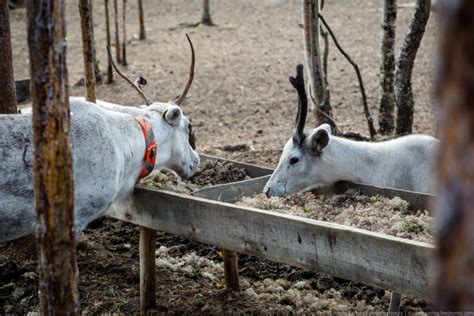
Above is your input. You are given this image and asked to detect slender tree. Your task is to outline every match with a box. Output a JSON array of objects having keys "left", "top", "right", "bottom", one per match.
[
  {"left": 113, "top": 0, "right": 121, "bottom": 63},
  {"left": 201, "top": 0, "right": 214, "bottom": 26},
  {"left": 435, "top": 0, "right": 474, "bottom": 310},
  {"left": 378, "top": 0, "right": 397, "bottom": 135},
  {"left": 79, "top": 0, "right": 96, "bottom": 102},
  {"left": 395, "top": 0, "right": 431, "bottom": 135},
  {"left": 138, "top": 0, "right": 145, "bottom": 39},
  {"left": 122, "top": 0, "right": 127, "bottom": 66},
  {"left": 302, "top": 0, "right": 333, "bottom": 128},
  {"left": 26, "top": 0, "right": 79, "bottom": 314},
  {"left": 89, "top": 0, "right": 103, "bottom": 84},
  {"left": 0, "top": 0, "right": 18, "bottom": 114},
  {"left": 105, "top": 0, "right": 113, "bottom": 83}
]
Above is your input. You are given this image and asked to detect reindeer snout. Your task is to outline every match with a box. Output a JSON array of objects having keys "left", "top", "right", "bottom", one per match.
[{"left": 264, "top": 186, "right": 271, "bottom": 198}]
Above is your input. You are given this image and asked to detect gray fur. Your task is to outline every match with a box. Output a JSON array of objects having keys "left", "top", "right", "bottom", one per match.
[
  {"left": 264, "top": 123, "right": 438, "bottom": 197},
  {"left": 0, "top": 98, "right": 199, "bottom": 242}
]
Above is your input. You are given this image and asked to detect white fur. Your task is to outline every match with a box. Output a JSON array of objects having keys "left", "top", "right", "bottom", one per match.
[
  {"left": 0, "top": 97, "right": 199, "bottom": 242},
  {"left": 264, "top": 124, "right": 438, "bottom": 197}
]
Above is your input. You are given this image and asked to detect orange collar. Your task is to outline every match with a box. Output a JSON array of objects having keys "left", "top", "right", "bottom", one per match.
[{"left": 136, "top": 116, "right": 157, "bottom": 179}]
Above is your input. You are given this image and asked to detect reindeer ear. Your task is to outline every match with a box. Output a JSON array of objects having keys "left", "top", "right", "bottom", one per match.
[
  {"left": 309, "top": 129, "right": 330, "bottom": 154},
  {"left": 163, "top": 107, "right": 182, "bottom": 126},
  {"left": 320, "top": 123, "right": 332, "bottom": 135}
]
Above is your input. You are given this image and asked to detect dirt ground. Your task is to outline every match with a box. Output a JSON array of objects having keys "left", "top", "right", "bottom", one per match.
[{"left": 3, "top": 0, "right": 438, "bottom": 313}]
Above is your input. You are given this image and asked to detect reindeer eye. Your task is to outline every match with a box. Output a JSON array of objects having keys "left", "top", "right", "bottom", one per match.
[{"left": 289, "top": 157, "right": 299, "bottom": 165}]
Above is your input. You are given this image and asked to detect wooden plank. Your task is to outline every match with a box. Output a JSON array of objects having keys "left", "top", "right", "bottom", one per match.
[
  {"left": 193, "top": 175, "right": 435, "bottom": 214},
  {"left": 199, "top": 154, "right": 273, "bottom": 178},
  {"left": 108, "top": 186, "right": 434, "bottom": 298},
  {"left": 192, "top": 175, "right": 271, "bottom": 203},
  {"left": 222, "top": 249, "right": 240, "bottom": 291},
  {"left": 140, "top": 227, "right": 156, "bottom": 315},
  {"left": 388, "top": 292, "right": 402, "bottom": 313}
]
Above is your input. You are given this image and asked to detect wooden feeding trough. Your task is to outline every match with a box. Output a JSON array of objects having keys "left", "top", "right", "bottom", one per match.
[{"left": 107, "top": 154, "right": 436, "bottom": 314}]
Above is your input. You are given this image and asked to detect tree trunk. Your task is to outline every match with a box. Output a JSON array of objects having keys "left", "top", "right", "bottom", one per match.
[
  {"left": 395, "top": 0, "right": 430, "bottom": 135},
  {"left": 201, "top": 0, "right": 214, "bottom": 26},
  {"left": 89, "top": 0, "right": 102, "bottom": 85},
  {"left": 113, "top": 0, "right": 122, "bottom": 63},
  {"left": 302, "top": 0, "right": 333, "bottom": 128},
  {"left": 378, "top": 0, "right": 397, "bottom": 135},
  {"left": 105, "top": 0, "right": 113, "bottom": 83},
  {"left": 435, "top": 0, "right": 474, "bottom": 310},
  {"left": 79, "top": 0, "right": 96, "bottom": 102},
  {"left": 122, "top": 0, "right": 127, "bottom": 66},
  {"left": 26, "top": 0, "right": 79, "bottom": 314},
  {"left": 138, "top": 0, "right": 145, "bottom": 39},
  {"left": 0, "top": 0, "right": 17, "bottom": 114}
]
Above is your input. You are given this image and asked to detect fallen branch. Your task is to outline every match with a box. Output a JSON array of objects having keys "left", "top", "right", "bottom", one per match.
[{"left": 318, "top": 13, "right": 376, "bottom": 140}]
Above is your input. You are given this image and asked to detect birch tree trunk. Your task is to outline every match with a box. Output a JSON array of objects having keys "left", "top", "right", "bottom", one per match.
[
  {"left": 79, "top": 0, "right": 96, "bottom": 102},
  {"left": 138, "top": 0, "right": 145, "bottom": 39},
  {"left": 201, "top": 0, "right": 214, "bottom": 26},
  {"left": 301, "top": 0, "right": 333, "bottom": 128},
  {"left": 113, "top": 0, "right": 121, "bottom": 63},
  {"left": 378, "top": 0, "right": 397, "bottom": 135},
  {"left": 436, "top": 0, "right": 474, "bottom": 310},
  {"left": 395, "top": 0, "right": 431, "bottom": 135},
  {"left": 105, "top": 0, "right": 113, "bottom": 83},
  {"left": 0, "top": 0, "right": 17, "bottom": 114},
  {"left": 26, "top": 0, "right": 79, "bottom": 314},
  {"left": 122, "top": 0, "right": 127, "bottom": 66}
]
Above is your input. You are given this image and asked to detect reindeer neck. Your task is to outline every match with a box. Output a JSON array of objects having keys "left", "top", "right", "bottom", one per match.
[
  {"left": 92, "top": 105, "right": 147, "bottom": 200},
  {"left": 325, "top": 136, "right": 382, "bottom": 184}
]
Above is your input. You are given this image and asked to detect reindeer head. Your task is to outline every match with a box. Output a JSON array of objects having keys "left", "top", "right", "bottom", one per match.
[
  {"left": 264, "top": 65, "right": 333, "bottom": 197},
  {"left": 107, "top": 34, "right": 199, "bottom": 179}
]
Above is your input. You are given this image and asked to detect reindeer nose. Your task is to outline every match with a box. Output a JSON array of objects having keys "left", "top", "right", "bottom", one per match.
[{"left": 264, "top": 186, "right": 271, "bottom": 198}]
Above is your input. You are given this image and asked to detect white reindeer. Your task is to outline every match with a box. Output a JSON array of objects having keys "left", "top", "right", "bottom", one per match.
[
  {"left": 264, "top": 65, "right": 438, "bottom": 197},
  {"left": 0, "top": 36, "right": 199, "bottom": 242}
]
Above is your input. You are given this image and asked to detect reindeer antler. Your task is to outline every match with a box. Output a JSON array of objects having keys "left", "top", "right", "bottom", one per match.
[
  {"left": 289, "top": 64, "right": 308, "bottom": 144},
  {"left": 174, "top": 34, "right": 195, "bottom": 105},
  {"left": 106, "top": 45, "right": 152, "bottom": 106}
]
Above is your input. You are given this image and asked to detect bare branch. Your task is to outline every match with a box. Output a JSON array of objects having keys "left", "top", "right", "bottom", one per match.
[
  {"left": 106, "top": 45, "right": 151, "bottom": 105},
  {"left": 318, "top": 13, "right": 376, "bottom": 140}
]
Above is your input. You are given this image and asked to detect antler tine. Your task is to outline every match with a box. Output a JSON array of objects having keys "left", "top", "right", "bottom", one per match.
[
  {"left": 174, "top": 33, "right": 195, "bottom": 105},
  {"left": 106, "top": 45, "right": 152, "bottom": 106},
  {"left": 134, "top": 76, "right": 148, "bottom": 90},
  {"left": 289, "top": 64, "right": 308, "bottom": 144}
]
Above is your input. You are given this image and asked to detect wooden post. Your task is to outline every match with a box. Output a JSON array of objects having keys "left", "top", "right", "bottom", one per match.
[
  {"left": 138, "top": 0, "right": 146, "bottom": 40},
  {"left": 222, "top": 249, "right": 240, "bottom": 291},
  {"left": 113, "top": 0, "right": 122, "bottom": 63},
  {"left": 0, "top": 0, "right": 18, "bottom": 114},
  {"left": 105, "top": 0, "right": 114, "bottom": 83},
  {"left": 26, "top": 0, "right": 79, "bottom": 314},
  {"left": 122, "top": 0, "right": 127, "bottom": 66},
  {"left": 388, "top": 292, "right": 401, "bottom": 313},
  {"left": 79, "top": 0, "right": 96, "bottom": 102},
  {"left": 435, "top": 0, "right": 474, "bottom": 310},
  {"left": 140, "top": 227, "right": 156, "bottom": 315}
]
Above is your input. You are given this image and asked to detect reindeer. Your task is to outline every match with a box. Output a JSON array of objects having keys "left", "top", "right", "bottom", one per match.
[
  {"left": 264, "top": 64, "right": 438, "bottom": 197},
  {"left": 0, "top": 35, "right": 199, "bottom": 242}
]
